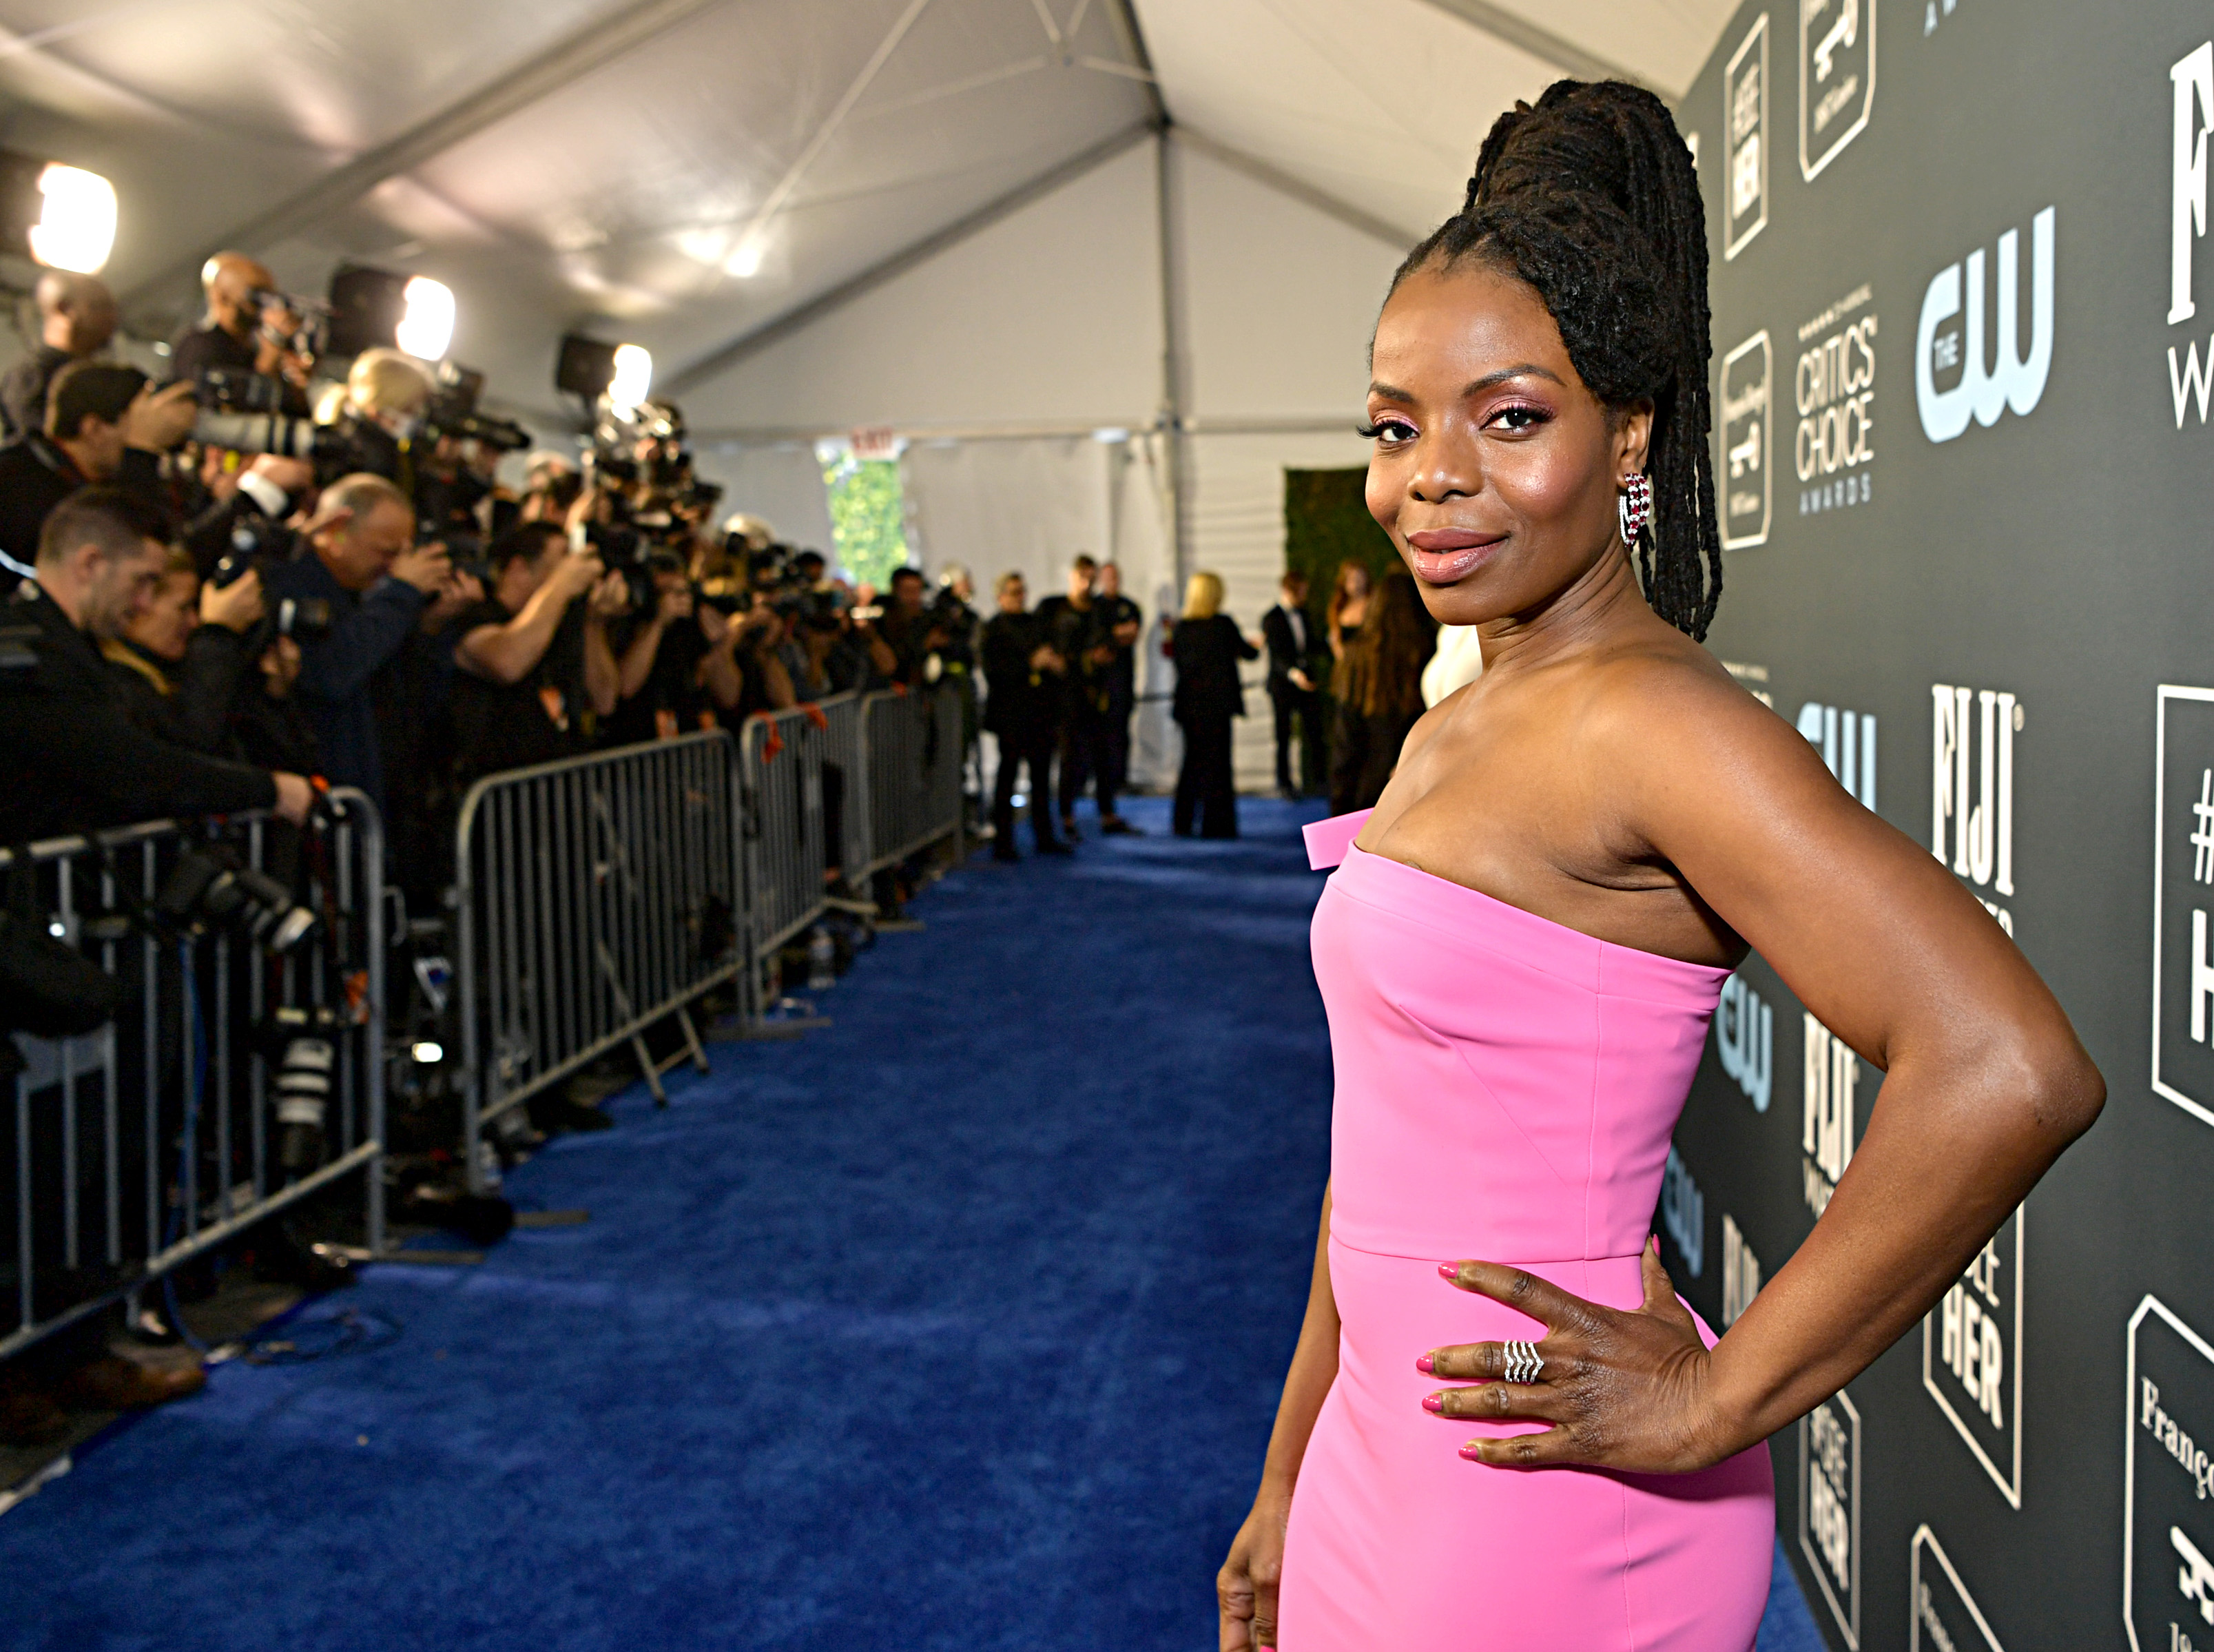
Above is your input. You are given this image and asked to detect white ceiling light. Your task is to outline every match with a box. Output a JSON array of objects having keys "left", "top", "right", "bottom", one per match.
[
  {"left": 723, "top": 234, "right": 767, "bottom": 280},
  {"left": 27, "top": 164, "right": 116, "bottom": 273},
  {"left": 395, "top": 276, "right": 456, "bottom": 360},
  {"left": 608, "top": 343, "right": 654, "bottom": 413}
]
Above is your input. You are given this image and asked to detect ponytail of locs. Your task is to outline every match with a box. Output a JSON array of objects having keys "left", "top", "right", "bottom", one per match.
[{"left": 1387, "top": 80, "right": 1723, "bottom": 641}]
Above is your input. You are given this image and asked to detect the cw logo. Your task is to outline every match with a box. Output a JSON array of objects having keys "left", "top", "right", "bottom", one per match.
[{"left": 1916, "top": 207, "right": 2056, "bottom": 444}]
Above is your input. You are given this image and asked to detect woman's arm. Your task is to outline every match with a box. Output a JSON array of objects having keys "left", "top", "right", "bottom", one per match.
[
  {"left": 1423, "top": 663, "right": 2102, "bottom": 1472},
  {"left": 1218, "top": 1184, "right": 1339, "bottom": 1651}
]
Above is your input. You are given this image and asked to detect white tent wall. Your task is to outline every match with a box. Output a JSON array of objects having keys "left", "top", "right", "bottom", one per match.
[
  {"left": 699, "top": 443, "right": 839, "bottom": 554},
  {"left": 685, "top": 127, "right": 1407, "bottom": 798}
]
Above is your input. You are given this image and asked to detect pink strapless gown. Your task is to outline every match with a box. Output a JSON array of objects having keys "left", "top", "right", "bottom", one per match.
[{"left": 1279, "top": 812, "right": 1773, "bottom": 1650}]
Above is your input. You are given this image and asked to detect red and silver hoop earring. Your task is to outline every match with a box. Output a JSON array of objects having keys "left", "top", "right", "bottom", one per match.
[{"left": 1617, "top": 473, "right": 1653, "bottom": 546}]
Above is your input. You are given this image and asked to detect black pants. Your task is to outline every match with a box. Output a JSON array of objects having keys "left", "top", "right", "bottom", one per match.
[
  {"left": 1173, "top": 714, "right": 1239, "bottom": 838},
  {"left": 1101, "top": 682, "right": 1134, "bottom": 803},
  {"left": 1270, "top": 688, "right": 1323, "bottom": 794},
  {"left": 1057, "top": 699, "right": 1117, "bottom": 822},
  {"left": 992, "top": 728, "right": 1062, "bottom": 849}
]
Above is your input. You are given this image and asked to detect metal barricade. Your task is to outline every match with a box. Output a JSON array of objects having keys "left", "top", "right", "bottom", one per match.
[
  {"left": 814, "top": 692, "right": 873, "bottom": 884},
  {"left": 454, "top": 733, "right": 738, "bottom": 1190},
  {"left": 3, "top": 794, "right": 386, "bottom": 1361},
  {"left": 861, "top": 685, "right": 966, "bottom": 874},
  {"left": 736, "top": 702, "right": 830, "bottom": 967}
]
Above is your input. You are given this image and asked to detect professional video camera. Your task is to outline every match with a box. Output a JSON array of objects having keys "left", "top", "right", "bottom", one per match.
[
  {"left": 420, "top": 363, "right": 530, "bottom": 454},
  {"left": 209, "top": 549, "right": 332, "bottom": 648}
]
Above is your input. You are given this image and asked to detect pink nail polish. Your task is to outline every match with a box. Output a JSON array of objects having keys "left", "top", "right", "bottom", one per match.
[
  {"left": 1422, "top": 1394, "right": 1444, "bottom": 1414},
  {"left": 1458, "top": 1444, "right": 1484, "bottom": 1462},
  {"left": 1438, "top": 1262, "right": 1459, "bottom": 1282},
  {"left": 1415, "top": 1352, "right": 1435, "bottom": 1374}
]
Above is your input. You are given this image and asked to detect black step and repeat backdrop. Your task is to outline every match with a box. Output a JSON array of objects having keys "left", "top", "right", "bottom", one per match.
[{"left": 1659, "top": 3, "right": 2214, "bottom": 1647}]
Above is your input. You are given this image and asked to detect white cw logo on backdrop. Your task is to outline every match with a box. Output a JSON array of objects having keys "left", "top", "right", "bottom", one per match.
[
  {"left": 1659, "top": 1146, "right": 1704, "bottom": 1278},
  {"left": 1715, "top": 971, "right": 1772, "bottom": 1111},
  {"left": 2124, "top": 1296, "right": 2214, "bottom": 1651},
  {"left": 1723, "top": 14, "right": 1769, "bottom": 260},
  {"left": 1916, "top": 208, "right": 2056, "bottom": 444},
  {"left": 1801, "top": 0, "right": 1875, "bottom": 180},
  {"left": 1910, "top": 1527, "right": 2006, "bottom": 1651},
  {"left": 1719, "top": 330, "right": 1773, "bottom": 548},
  {"left": 1801, "top": 1389, "right": 1862, "bottom": 1649}
]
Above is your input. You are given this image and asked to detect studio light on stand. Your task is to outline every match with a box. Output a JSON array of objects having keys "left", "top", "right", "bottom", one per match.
[
  {"left": 608, "top": 344, "right": 652, "bottom": 415},
  {"left": 395, "top": 276, "right": 455, "bottom": 361},
  {"left": 0, "top": 149, "right": 118, "bottom": 273}
]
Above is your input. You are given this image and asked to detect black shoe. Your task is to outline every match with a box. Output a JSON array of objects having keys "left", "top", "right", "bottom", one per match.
[
  {"left": 1035, "top": 839, "right": 1074, "bottom": 856},
  {"left": 252, "top": 1221, "right": 358, "bottom": 1292}
]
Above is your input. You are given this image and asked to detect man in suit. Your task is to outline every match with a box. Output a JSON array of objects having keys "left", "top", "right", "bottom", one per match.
[
  {"left": 1261, "top": 569, "right": 1325, "bottom": 798},
  {"left": 980, "top": 571, "right": 1070, "bottom": 860}
]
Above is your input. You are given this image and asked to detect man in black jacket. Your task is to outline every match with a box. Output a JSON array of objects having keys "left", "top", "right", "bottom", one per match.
[
  {"left": 0, "top": 271, "right": 118, "bottom": 444},
  {"left": 0, "top": 488, "right": 312, "bottom": 843},
  {"left": 1261, "top": 569, "right": 1325, "bottom": 798},
  {"left": 979, "top": 571, "right": 1070, "bottom": 860},
  {"left": 0, "top": 361, "right": 196, "bottom": 574}
]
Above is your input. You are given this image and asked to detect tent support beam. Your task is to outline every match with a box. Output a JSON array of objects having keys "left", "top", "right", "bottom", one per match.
[
  {"left": 662, "top": 121, "right": 1156, "bottom": 396},
  {"left": 1172, "top": 128, "right": 1420, "bottom": 251},
  {"left": 119, "top": 0, "right": 730, "bottom": 321},
  {"left": 1411, "top": 0, "right": 1654, "bottom": 93}
]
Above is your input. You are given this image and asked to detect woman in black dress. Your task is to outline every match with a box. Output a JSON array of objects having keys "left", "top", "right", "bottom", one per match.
[
  {"left": 1328, "top": 568, "right": 1436, "bottom": 814},
  {"left": 1166, "top": 570, "right": 1259, "bottom": 838}
]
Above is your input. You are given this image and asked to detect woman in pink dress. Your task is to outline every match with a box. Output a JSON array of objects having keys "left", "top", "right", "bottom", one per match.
[{"left": 1216, "top": 81, "right": 2104, "bottom": 1650}]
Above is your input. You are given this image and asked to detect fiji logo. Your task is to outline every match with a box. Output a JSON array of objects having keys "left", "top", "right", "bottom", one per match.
[{"left": 1916, "top": 208, "right": 2056, "bottom": 444}]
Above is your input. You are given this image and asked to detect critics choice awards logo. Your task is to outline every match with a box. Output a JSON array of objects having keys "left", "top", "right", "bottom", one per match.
[
  {"left": 1723, "top": 14, "right": 1769, "bottom": 260},
  {"left": 1911, "top": 1526, "right": 2007, "bottom": 1651},
  {"left": 1916, "top": 208, "right": 2056, "bottom": 445},
  {"left": 1719, "top": 330, "right": 1773, "bottom": 548},
  {"left": 2125, "top": 1297, "right": 2214, "bottom": 1652},
  {"left": 1795, "top": 288, "right": 1878, "bottom": 517},
  {"left": 1801, "top": 0, "right": 1875, "bottom": 181},
  {"left": 2151, "top": 686, "right": 2214, "bottom": 1132},
  {"left": 1801, "top": 1389, "right": 1862, "bottom": 1647}
]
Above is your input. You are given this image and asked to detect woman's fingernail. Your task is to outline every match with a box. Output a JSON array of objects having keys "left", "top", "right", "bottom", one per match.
[
  {"left": 1438, "top": 1262, "right": 1459, "bottom": 1282},
  {"left": 1415, "top": 1352, "right": 1435, "bottom": 1374},
  {"left": 1422, "top": 1394, "right": 1444, "bottom": 1414},
  {"left": 1459, "top": 1443, "right": 1484, "bottom": 1462}
]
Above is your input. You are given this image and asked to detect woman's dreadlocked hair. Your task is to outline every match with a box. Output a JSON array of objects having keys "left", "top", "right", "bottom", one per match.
[{"left": 1387, "top": 80, "right": 1721, "bottom": 640}]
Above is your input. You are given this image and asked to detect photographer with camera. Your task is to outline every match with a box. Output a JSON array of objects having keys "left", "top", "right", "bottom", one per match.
[
  {"left": 605, "top": 552, "right": 792, "bottom": 743},
  {"left": 262, "top": 473, "right": 466, "bottom": 816},
  {"left": 0, "top": 271, "right": 119, "bottom": 444},
  {"left": 0, "top": 362, "right": 196, "bottom": 572},
  {"left": 0, "top": 488, "right": 313, "bottom": 843},
  {"left": 97, "top": 545, "right": 267, "bottom": 754},
  {"left": 873, "top": 566, "right": 949, "bottom": 689},
  {"left": 448, "top": 522, "right": 622, "bottom": 787},
  {"left": 170, "top": 251, "right": 311, "bottom": 417}
]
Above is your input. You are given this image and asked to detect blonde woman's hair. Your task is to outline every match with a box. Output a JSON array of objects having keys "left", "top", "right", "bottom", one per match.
[
  {"left": 1182, "top": 570, "right": 1224, "bottom": 619},
  {"left": 344, "top": 347, "right": 433, "bottom": 419}
]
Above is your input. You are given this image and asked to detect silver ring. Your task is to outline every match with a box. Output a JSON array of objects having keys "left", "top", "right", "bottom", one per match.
[{"left": 1501, "top": 1340, "right": 1543, "bottom": 1383}]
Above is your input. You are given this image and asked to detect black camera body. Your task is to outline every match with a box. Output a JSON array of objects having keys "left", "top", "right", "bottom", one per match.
[
  {"left": 211, "top": 550, "right": 332, "bottom": 646},
  {"left": 196, "top": 366, "right": 289, "bottom": 415}
]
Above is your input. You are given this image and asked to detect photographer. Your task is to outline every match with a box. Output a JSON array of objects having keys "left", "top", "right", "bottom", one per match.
[
  {"left": 980, "top": 570, "right": 1069, "bottom": 860},
  {"left": 0, "top": 487, "right": 312, "bottom": 843},
  {"left": 0, "top": 362, "right": 196, "bottom": 570},
  {"left": 606, "top": 553, "right": 792, "bottom": 743},
  {"left": 311, "top": 348, "right": 433, "bottom": 487},
  {"left": 0, "top": 270, "right": 118, "bottom": 444},
  {"left": 448, "top": 522, "right": 622, "bottom": 786},
  {"left": 873, "top": 566, "right": 946, "bottom": 688},
  {"left": 98, "top": 546, "right": 265, "bottom": 754},
  {"left": 180, "top": 451, "right": 314, "bottom": 578},
  {"left": 262, "top": 472, "right": 466, "bottom": 814},
  {"left": 169, "top": 251, "right": 311, "bottom": 416}
]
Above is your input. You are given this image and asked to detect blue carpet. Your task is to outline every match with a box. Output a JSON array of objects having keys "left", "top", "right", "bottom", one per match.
[{"left": 0, "top": 793, "right": 1823, "bottom": 1650}]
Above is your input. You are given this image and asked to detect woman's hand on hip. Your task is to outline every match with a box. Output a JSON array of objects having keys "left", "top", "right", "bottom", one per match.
[
  {"left": 1419, "top": 1239, "right": 1733, "bottom": 1475},
  {"left": 1217, "top": 1488, "right": 1290, "bottom": 1650}
]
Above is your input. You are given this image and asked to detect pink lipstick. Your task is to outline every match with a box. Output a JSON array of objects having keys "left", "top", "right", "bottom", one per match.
[{"left": 1404, "top": 528, "right": 1502, "bottom": 586}]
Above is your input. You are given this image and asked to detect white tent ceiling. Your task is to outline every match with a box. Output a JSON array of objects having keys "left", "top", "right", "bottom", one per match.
[{"left": 0, "top": 0, "right": 1737, "bottom": 424}]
